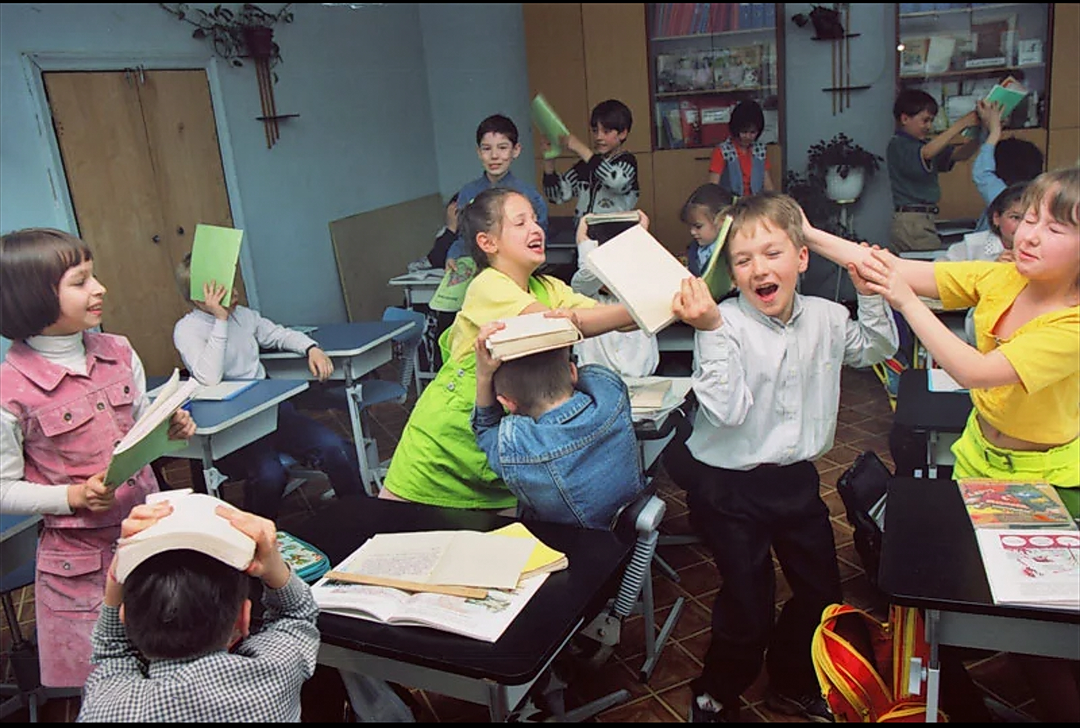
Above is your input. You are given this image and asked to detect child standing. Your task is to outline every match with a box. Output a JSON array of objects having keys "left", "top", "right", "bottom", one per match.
[
  {"left": 379, "top": 188, "right": 636, "bottom": 510},
  {"left": 706, "top": 100, "right": 775, "bottom": 198},
  {"left": 806, "top": 166, "right": 1079, "bottom": 722},
  {"left": 0, "top": 228, "right": 196, "bottom": 688},
  {"left": 887, "top": 89, "right": 980, "bottom": 252},
  {"left": 172, "top": 256, "right": 366, "bottom": 519},
  {"left": 472, "top": 330, "right": 643, "bottom": 529},
  {"left": 671, "top": 193, "right": 898, "bottom": 722},
  {"left": 542, "top": 99, "right": 639, "bottom": 226},
  {"left": 78, "top": 499, "right": 319, "bottom": 721}
]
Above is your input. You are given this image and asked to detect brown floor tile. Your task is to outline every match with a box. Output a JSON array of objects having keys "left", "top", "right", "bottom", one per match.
[{"left": 594, "top": 694, "right": 683, "bottom": 722}]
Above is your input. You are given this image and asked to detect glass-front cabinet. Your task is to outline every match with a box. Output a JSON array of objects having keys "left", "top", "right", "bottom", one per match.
[
  {"left": 896, "top": 3, "right": 1052, "bottom": 132},
  {"left": 647, "top": 3, "right": 783, "bottom": 150}
]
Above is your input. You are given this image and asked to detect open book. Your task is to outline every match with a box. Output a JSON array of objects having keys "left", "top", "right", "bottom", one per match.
[
  {"left": 486, "top": 312, "right": 583, "bottom": 361},
  {"left": 190, "top": 224, "right": 244, "bottom": 306},
  {"left": 584, "top": 211, "right": 642, "bottom": 245},
  {"left": 974, "top": 529, "right": 1079, "bottom": 609},
  {"left": 312, "top": 571, "right": 549, "bottom": 643},
  {"left": 114, "top": 490, "right": 255, "bottom": 583},
  {"left": 489, "top": 522, "right": 568, "bottom": 582},
  {"left": 700, "top": 215, "right": 734, "bottom": 301},
  {"left": 531, "top": 93, "right": 570, "bottom": 160},
  {"left": 584, "top": 225, "right": 692, "bottom": 335},
  {"left": 104, "top": 369, "right": 199, "bottom": 489},
  {"left": 957, "top": 479, "right": 1077, "bottom": 530}
]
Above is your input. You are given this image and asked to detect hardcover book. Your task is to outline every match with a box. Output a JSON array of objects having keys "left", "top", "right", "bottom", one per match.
[
  {"left": 957, "top": 479, "right": 1077, "bottom": 530},
  {"left": 486, "top": 312, "right": 583, "bottom": 362},
  {"left": 189, "top": 224, "right": 244, "bottom": 306},
  {"left": 584, "top": 211, "right": 642, "bottom": 245},
  {"left": 531, "top": 93, "right": 570, "bottom": 160},
  {"left": 700, "top": 215, "right": 735, "bottom": 301}
]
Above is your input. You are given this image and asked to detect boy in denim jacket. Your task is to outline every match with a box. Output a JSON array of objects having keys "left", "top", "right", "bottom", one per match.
[{"left": 471, "top": 326, "right": 644, "bottom": 530}]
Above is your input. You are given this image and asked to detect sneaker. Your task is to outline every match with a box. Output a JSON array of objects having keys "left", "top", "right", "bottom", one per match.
[
  {"left": 765, "top": 688, "right": 834, "bottom": 723},
  {"left": 688, "top": 695, "right": 739, "bottom": 723}
]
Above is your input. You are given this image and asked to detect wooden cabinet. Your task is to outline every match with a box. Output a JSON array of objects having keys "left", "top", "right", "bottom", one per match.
[{"left": 1047, "top": 2, "right": 1079, "bottom": 169}]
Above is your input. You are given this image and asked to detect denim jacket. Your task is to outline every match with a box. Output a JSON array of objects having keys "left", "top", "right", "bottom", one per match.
[{"left": 471, "top": 365, "right": 644, "bottom": 530}]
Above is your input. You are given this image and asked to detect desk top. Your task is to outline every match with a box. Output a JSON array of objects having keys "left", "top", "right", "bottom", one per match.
[
  {"left": 388, "top": 270, "right": 444, "bottom": 286},
  {"left": 288, "top": 497, "right": 632, "bottom": 685},
  {"left": 187, "top": 379, "right": 308, "bottom": 434},
  {"left": 880, "top": 477, "right": 1079, "bottom": 625},
  {"left": 261, "top": 321, "right": 413, "bottom": 359},
  {"left": 1, "top": 512, "right": 40, "bottom": 544},
  {"left": 893, "top": 368, "right": 972, "bottom": 433}
]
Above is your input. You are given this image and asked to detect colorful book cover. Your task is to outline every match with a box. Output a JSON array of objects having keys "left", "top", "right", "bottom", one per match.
[{"left": 957, "top": 479, "right": 1078, "bottom": 530}]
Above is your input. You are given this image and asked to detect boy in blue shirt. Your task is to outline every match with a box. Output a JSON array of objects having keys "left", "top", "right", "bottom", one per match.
[
  {"left": 887, "top": 89, "right": 979, "bottom": 252},
  {"left": 471, "top": 325, "right": 644, "bottom": 530}
]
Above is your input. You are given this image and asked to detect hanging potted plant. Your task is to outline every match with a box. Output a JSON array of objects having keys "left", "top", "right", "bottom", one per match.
[{"left": 807, "top": 133, "right": 884, "bottom": 203}]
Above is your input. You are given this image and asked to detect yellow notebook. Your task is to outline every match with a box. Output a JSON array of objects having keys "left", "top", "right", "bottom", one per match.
[{"left": 490, "top": 522, "right": 569, "bottom": 581}]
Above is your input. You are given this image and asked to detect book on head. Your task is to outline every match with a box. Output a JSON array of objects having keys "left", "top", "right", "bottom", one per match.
[
  {"left": 584, "top": 225, "right": 692, "bottom": 336},
  {"left": 584, "top": 211, "right": 642, "bottom": 245},
  {"left": 531, "top": 93, "right": 570, "bottom": 160},
  {"left": 700, "top": 215, "right": 735, "bottom": 301},
  {"left": 114, "top": 490, "right": 256, "bottom": 583},
  {"left": 104, "top": 369, "right": 199, "bottom": 489},
  {"left": 957, "top": 479, "right": 1077, "bottom": 530},
  {"left": 189, "top": 224, "right": 244, "bottom": 306},
  {"left": 486, "top": 312, "right": 583, "bottom": 361}
]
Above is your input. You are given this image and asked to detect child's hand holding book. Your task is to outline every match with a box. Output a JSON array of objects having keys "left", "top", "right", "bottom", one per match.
[
  {"left": 216, "top": 505, "right": 290, "bottom": 589},
  {"left": 673, "top": 277, "right": 723, "bottom": 331}
]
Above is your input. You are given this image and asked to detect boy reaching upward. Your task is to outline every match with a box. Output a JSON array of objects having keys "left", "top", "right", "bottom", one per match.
[{"left": 671, "top": 192, "right": 898, "bottom": 722}]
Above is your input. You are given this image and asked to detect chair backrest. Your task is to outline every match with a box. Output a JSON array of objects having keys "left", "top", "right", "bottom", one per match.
[{"left": 382, "top": 307, "right": 427, "bottom": 393}]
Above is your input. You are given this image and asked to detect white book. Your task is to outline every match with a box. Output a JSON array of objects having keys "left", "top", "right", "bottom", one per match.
[
  {"left": 193, "top": 380, "right": 259, "bottom": 401},
  {"left": 584, "top": 225, "right": 692, "bottom": 336},
  {"left": 486, "top": 312, "right": 583, "bottom": 361},
  {"left": 928, "top": 368, "right": 967, "bottom": 393},
  {"left": 975, "top": 529, "right": 1080, "bottom": 609},
  {"left": 312, "top": 572, "right": 549, "bottom": 643},
  {"left": 114, "top": 490, "right": 256, "bottom": 583}
]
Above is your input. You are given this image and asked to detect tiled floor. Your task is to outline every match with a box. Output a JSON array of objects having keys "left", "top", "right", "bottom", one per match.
[{"left": 1, "top": 366, "right": 1043, "bottom": 722}]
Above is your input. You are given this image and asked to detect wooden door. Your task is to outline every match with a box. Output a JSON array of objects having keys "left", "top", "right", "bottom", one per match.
[
  {"left": 44, "top": 69, "right": 239, "bottom": 376},
  {"left": 581, "top": 3, "right": 651, "bottom": 155}
]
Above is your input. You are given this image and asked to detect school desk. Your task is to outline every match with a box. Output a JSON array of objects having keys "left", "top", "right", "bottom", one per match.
[
  {"left": 286, "top": 496, "right": 632, "bottom": 721},
  {"left": 260, "top": 321, "right": 416, "bottom": 494},
  {"left": 1, "top": 513, "right": 40, "bottom": 581},
  {"left": 893, "top": 368, "right": 972, "bottom": 478},
  {"left": 387, "top": 268, "right": 443, "bottom": 308},
  {"left": 879, "top": 477, "right": 1080, "bottom": 723}
]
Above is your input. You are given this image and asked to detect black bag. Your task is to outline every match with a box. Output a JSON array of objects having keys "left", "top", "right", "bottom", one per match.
[{"left": 836, "top": 451, "right": 892, "bottom": 587}]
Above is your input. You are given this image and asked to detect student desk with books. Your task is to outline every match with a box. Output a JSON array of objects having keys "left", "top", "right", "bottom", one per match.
[
  {"left": 287, "top": 496, "right": 633, "bottom": 722},
  {"left": 387, "top": 269, "right": 444, "bottom": 308},
  {"left": 260, "top": 320, "right": 416, "bottom": 494},
  {"left": 893, "top": 368, "right": 972, "bottom": 477},
  {"left": 879, "top": 477, "right": 1080, "bottom": 723}
]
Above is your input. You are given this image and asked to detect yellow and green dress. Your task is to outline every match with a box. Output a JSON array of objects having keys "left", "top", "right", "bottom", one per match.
[{"left": 383, "top": 267, "right": 597, "bottom": 509}]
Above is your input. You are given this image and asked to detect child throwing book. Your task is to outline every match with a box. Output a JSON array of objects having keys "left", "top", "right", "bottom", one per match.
[
  {"left": 379, "top": 188, "right": 636, "bottom": 510},
  {"left": 0, "top": 228, "right": 196, "bottom": 688}
]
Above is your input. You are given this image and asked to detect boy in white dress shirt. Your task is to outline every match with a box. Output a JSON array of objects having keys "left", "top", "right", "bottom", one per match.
[
  {"left": 671, "top": 192, "right": 898, "bottom": 722},
  {"left": 172, "top": 254, "right": 366, "bottom": 518}
]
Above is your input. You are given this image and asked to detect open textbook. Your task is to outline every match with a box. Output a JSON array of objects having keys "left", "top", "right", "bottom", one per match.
[
  {"left": 957, "top": 479, "right": 1077, "bottom": 530},
  {"left": 189, "top": 224, "right": 244, "bottom": 307},
  {"left": 312, "top": 571, "right": 549, "bottom": 643},
  {"left": 974, "top": 529, "right": 1079, "bottom": 609},
  {"left": 486, "top": 312, "right": 583, "bottom": 361},
  {"left": 114, "top": 490, "right": 255, "bottom": 583},
  {"left": 584, "top": 225, "right": 692, "bottom": 336},
  {"left": 103, "top": 369, "right": 199, "bottom": 489}
]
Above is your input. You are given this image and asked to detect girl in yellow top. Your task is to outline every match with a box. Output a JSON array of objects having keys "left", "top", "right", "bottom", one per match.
[
  {"left": 380, "top": 187, "right": 637, "bottom": 509},
  {"left": 801, "top": 167, "right": 1080, "bottom": 517}
]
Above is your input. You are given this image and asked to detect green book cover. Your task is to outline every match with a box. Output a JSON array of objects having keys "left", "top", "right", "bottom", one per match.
[
  {"left": 104, "top": 418, "right": 188, "bottom": 488},
  {"left": 700, "top": 215, "right": 735, "bottom": 302},
  {"left": 190, "top": 224, "right": 244, "bottom": 306},
  {"left": 984, "top": 78, "right": 1028, "bottom": 119},
  {"left": 429, "top": 257, "right": 478, "bottom": 313},
  {"left": 531, "top": 94, "right": 570, "bottom": 160}
]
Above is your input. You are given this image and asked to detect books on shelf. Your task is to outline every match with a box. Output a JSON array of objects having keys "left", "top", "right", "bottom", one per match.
[
  {"left": 115, "top": 490, "right": 255, "bottom": 583},
  {"left": 700, "top": 215, "right": 734, "bottom": 301},
  {"left": 486, "top": 312, "right": 583, "bottom": 362},
  {"left": 584, "top": 225, "right": 692, "bottom": 336},
  {"left": 312, "top": 571, "right": 550, "bottom": 643},
  {"left": 974, "top": 529, "right": 1079, "bottom": 609},
  {"left": 190, "top": 224, "right": 244, "bottom": 306},
  {"left": 957, "top": 479, "right": 1077, "bottom": 530},
  {"left": 531, "top": 93, "right": 570, "bottom": 160},
  {"left": 104, "top": 369, "right": 199, "bottom": 489}
]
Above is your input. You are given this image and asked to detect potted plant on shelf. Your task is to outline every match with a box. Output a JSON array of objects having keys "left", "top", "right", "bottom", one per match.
[{"left": 807, "top": 133, "right": 884, "bottom": 203}]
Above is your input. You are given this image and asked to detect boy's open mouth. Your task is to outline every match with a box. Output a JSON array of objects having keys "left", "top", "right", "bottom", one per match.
[{"left": 755, "top": 283, "right": 779, "bottom": 301}]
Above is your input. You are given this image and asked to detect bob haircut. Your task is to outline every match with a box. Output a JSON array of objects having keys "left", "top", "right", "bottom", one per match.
[{"left": 0, "top": 228, "right": 92, "bottom": 340}]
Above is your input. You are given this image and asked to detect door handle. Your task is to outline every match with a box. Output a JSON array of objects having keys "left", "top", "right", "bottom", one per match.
[
  {"left": 152, "top": 235, "right": 161, "bottom": 243},
  {"left": 176, "top": 226, "right": 185, "bottom": 236}
]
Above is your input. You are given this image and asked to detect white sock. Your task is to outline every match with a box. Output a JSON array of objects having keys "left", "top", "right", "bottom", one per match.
[{"left": 696, "top": 693, "right": 723, "bottom": 712}]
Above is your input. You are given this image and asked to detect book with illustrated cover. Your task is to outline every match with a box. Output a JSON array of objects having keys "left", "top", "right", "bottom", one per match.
[
  {"left": 486, "top": 312, "right": 583, "bottom": 362},
  {"left": 584, "top": 225, "right": 692, "bottom": 336},
  {"left": 700, "top": 215, "right": 734, "bottom": 301},
  {"left": 584, "top": 211, "right": 642, "bottom": 245},
  {"left": 311, "top": 571, "right": 550, "bottom": 643},
  {"left": 974, "top": 529, "right": 1079, "bottom": 609},
  {"left": 115, "top": 490, "right": 255, "bottom": 583},
  {"left": 429, "top": 257, "right": 477, "bottom": 313},
  {"left": 104, "top": 369, "right": 199, "bottom": 489},
  {"left": 277, "top": 531, "right": 330, "bottom": 584},
  {"left": 957, "top": 479, "right": 1077, "bottom": 530}
]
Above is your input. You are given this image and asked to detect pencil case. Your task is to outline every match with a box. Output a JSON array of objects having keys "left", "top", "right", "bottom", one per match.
[{"left": 276, "top": 531, "right": 331, "bottom": 583}]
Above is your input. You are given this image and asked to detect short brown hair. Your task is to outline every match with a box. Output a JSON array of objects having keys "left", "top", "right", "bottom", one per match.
[
  {"left": 1020, "top": 166, "right": 1079, "bottom": 229},
  {"left": 493, "top": 346, "right": 574, "bottom": 416},
  {"left": 723, "top": 191, "right": 806, "bottom": 267},
  {"left": 0, "top": 228, "right": 92, "bottom": 340}
]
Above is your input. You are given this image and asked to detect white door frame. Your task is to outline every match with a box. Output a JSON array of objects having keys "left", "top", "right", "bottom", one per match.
[{"left": 20, "top": 51, "right": 260, "bottom": 311}]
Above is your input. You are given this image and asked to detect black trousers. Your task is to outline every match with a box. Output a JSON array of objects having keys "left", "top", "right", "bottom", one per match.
[{"left": 686, "top": 459, "right": 842, "bottom": 704}]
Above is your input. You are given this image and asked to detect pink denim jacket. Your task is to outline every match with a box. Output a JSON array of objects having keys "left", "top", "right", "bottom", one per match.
[{"left": 0, "top": 332, "right": 158, "bottom": 687}]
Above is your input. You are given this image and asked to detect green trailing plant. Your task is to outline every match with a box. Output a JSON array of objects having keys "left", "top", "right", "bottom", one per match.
[
  {"left": 159, "top": 3, "right": 294, "bottom": 77},
  {"left": 783, "top": 169, "right": 855, "bottom": 240},
  {"left": 807, "top": 132, "right": 883, "bottom": 180}
]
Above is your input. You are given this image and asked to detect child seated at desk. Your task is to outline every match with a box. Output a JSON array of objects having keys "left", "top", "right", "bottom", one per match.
[
  {"left": 78, "top": 500, "right": 319, "bottom": 722},
  {"left": 471, "top": 328, "right": 644, "bottom": 530},
  {"left": 172, "top": 255, "right": 367, "bottom": 519}
]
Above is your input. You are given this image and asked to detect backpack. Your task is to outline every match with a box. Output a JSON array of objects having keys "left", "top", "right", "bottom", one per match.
[
  {"left": 836, "top": 451, "right": 891, "bottom": 588},
  {"left": 812, "top": 603, "right": 948, "bottom": 723}
]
